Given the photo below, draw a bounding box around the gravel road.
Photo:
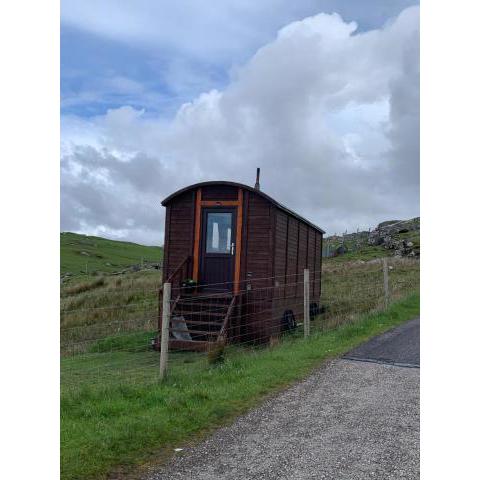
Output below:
[145,319,420,480]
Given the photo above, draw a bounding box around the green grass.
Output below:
[60,232,163,276]
[325,244,391,263]
[87,330,157,354]
[60,270,162,355]
[61,292,419,480]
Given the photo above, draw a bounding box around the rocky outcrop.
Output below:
[324,217,420,259]
[368,218,420,257]
[110,262,162,275]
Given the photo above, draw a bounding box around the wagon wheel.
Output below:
[309,302,319,318]
[282,310,296,331]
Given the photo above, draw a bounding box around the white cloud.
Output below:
[61,7,419,244]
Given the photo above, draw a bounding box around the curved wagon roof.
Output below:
[162,181,325,234]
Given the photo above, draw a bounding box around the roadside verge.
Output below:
[61,292,420,480]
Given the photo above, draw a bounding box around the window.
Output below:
[206,212,232,253]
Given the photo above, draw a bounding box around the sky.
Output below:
[61,0,419,245]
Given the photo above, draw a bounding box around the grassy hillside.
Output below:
[60,232,163,276]
[324,217,420,264]
[322,229,420,264]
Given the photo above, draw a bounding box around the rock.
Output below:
[378,220,401,228]
[365,218,420,258]
[80,251,90,256]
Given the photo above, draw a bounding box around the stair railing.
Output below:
[217,295,237,344]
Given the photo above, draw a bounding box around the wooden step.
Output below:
[180,292,233,301]
[169,339,212,352]
[175,310,225,317]
[184,319,224,326]
[170,327,220,336]
[177,301,230,309]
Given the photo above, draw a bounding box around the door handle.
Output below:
[230,243,235,255]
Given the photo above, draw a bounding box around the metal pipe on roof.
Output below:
[254,168,260,190]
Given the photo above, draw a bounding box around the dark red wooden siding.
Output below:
[273,211,288,299]
[201,184,238,201]
[307,227,316,297]
[162,183,323,344]
[285,217,299,299]
[314,231,323,300]
[269,210,323,334]
[241,191,274,341]
[163,190,195,281]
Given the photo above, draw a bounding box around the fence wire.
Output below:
[60,257,419,390]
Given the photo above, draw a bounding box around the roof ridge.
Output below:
[162,181,325,234]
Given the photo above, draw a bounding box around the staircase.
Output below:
[168,293,236,351]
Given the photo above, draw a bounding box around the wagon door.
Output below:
[200,208,236,291]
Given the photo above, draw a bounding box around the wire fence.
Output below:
[60,257,419,389]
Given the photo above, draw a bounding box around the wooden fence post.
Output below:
[304,269,310,338]
[159,282,171,381]
[382,258,389,309]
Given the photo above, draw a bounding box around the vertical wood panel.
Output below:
[162,205,171,284]
[307,227,316,297]
[244,192,274,342]
[234,188,243,294]
[319,233,323,301]
[164,190,195,284]
[192,188,202,281]
[296,223,308,296]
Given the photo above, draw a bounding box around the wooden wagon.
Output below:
[157,172,324,351]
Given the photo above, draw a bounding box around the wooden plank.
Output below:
[314,231,322,301]
[200,200,240,207]
[244,192,274,341]
[319,234,323,301]
[165,190,195,283]
[169,339,211,352]
[163,205,171,283]
[234,188,243,294]
[283,215,290,299]
[201,184,239,200]
[307,227,315,297]
[170,327,220,336]
[192,188,202,281]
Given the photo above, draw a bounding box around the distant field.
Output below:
[60,232,163,276]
